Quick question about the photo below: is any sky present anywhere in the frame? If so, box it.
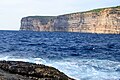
[0,0,119,30]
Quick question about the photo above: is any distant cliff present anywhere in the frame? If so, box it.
[20,6,120,34]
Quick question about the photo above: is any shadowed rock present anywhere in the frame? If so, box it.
[0,61,74,80]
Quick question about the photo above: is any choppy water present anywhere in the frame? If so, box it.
[0,30,120,80]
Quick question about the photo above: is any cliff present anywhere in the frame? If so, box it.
[0,61,74,80]
[20,6,120,34]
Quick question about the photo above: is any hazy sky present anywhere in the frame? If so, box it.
[0,0,119,30]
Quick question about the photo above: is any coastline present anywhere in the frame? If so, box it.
[0,61,74,80]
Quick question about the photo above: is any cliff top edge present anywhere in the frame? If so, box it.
[23,5,120,19]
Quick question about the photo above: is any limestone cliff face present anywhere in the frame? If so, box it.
[20,6,120,34]
[20,16,56,31]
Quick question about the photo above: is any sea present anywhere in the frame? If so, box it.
[0,30,120,80]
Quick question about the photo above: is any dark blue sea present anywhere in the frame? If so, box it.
[0,30,120,80]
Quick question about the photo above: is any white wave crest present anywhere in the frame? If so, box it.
[0,56,120,80]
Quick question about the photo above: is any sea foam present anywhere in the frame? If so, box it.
[0,56,120,80]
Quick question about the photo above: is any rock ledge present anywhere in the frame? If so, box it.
[0,61,74,80]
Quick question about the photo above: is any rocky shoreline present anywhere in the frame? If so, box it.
[0,61,74,80]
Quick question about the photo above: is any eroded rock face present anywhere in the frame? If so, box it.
[20,6,120,34]
[0,61,74,80]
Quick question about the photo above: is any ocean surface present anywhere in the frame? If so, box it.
[0,30,120,80]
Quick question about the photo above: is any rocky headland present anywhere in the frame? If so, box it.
[0,61,74,80]
[20,6,120,34]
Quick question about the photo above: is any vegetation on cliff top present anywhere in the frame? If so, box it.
[26,16,56,20]
[115,6,120,8]
[58,5,120,16]
[25,5,120,18]
[84,5,120,13]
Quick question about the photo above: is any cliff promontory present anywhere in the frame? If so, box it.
[20,6,120,34]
